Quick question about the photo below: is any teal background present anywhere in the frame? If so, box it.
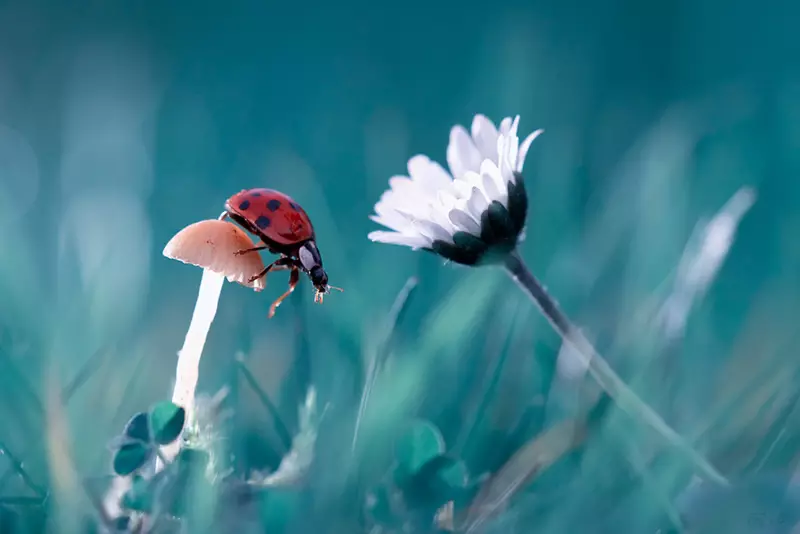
[1,0,799,532]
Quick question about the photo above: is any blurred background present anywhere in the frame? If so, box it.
[1,0,800,532]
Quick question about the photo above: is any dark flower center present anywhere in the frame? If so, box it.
[430,172,528,266]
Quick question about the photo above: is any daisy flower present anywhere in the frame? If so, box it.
[368,114,728,486]
[368,115,542,265]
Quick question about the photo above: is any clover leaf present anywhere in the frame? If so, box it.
[112,442,152,476]
[393,419,445,480]
[149,401,186,445]
[123,412,151,443]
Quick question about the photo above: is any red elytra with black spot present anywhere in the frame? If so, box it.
[225,188,315,250]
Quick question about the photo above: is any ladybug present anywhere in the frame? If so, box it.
[222,188,340,317]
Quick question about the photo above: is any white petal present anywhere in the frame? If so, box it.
[368,231,431,249]
[482,172,502,204]
[449,208,481,235]
[446,125,482,179]
[506,119,520,171]
[503,160,518,186]
[454,197,479,221]
[388,176,420,199]
[496,134,508,169]
[496,134,517,184]
[369,210,412,234]
[408,155,453,192]
[386,177,431,216]
[414,219,454,243]
[437,189,458,211]
[428,160,456,187]
[460,169,484,193]
[480,159,507,202]
[509,115,520,138]
[470,114,499,161]
[388,175,411,190]
[429,204,458,236]
[467,186,490,217]
[451,178,473,199]
[517,129,544,173]
[498,117,513,135]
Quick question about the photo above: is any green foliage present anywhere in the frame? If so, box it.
[112,442,152,477]
[123,412,151,443]
[121,447,212,518]
[120,475,156,513]
[149,401,186,446]
[364,419,478,530]
[108,401,187,478]
[399,455,472,510]
[393,419,445,479]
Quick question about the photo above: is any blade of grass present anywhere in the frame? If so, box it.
[60,345,110,402]
[0,346,109,497]
[229,352,243,475]
[460,417,586,534]
[745,378,800,474]
[371,270,502,426]
[236,357,293,451]
[453,297,525,456]
[0,353,44,417]
[627,445,685,531]
[351,276,418,455]
[110,347,150,423]
[0,442,46,498]
[44,366,112,533]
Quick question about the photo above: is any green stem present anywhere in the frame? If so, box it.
[503,249,728,486]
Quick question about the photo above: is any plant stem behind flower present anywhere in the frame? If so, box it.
[503,249,728,486]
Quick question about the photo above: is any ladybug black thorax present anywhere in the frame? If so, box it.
[298,240,322,272]
[298,241,328,289]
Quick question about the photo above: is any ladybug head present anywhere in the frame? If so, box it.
[309,265,328,291]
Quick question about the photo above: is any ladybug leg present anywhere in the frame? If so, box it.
[267,266,300,319]
[234,245,268,256]
[247,256,292,284]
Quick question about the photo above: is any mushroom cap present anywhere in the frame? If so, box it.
[163,219,266,291]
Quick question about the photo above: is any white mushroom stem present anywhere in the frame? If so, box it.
[156,268,225,468]
[159,268,226,462]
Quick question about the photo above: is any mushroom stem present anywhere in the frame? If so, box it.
[159,212,230,466]
[503,248,728,486]
[159,269,226,465]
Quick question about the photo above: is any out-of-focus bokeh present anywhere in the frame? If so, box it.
[1,0,799,532]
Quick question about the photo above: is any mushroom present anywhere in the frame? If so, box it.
[158,217,266,467]
[163,218,266,291]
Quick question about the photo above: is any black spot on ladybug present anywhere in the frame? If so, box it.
[239,200,251,210]
[267,199,281,212]
[255,216,271,229]
[289,201,300,211]
[251,192,262,197]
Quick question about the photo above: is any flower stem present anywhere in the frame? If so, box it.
[503,249,727,486]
